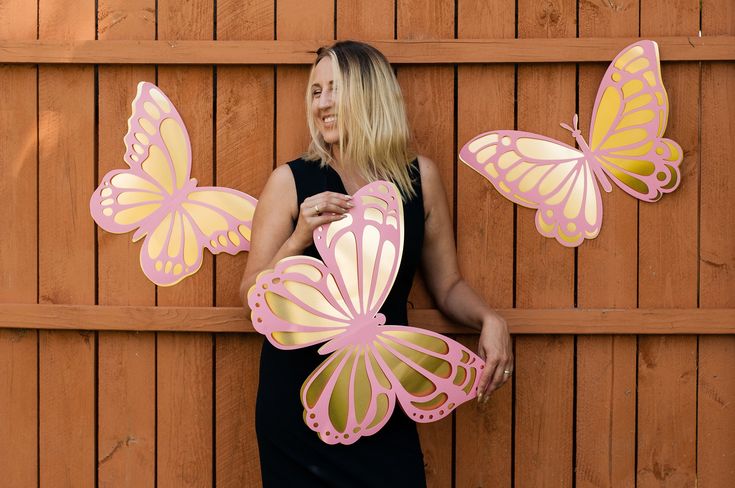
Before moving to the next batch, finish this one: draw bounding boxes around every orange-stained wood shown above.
[96,1,157,486]
[698,1,735,486]
[575,2,639,487]
[0,37,734,64]
[515,0,576,486]
[637,2,700,487]
[454,1,515,486]
[214,2,274,486]
[155,1,214,487]
[38,0,96,486]
[2,303,734,334]
[0,2,38,486]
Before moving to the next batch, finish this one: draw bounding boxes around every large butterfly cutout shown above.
[460,40,682,247]
[248,181,483,445]
[90,82,257,286]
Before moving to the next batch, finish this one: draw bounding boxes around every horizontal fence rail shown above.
[0,37,733,64]
[1,304,733,334]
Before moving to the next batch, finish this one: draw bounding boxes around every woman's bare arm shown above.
[239,165,353,313]
[417,155,513,400]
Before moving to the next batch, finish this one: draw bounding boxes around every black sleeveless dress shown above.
[255,158,427,487]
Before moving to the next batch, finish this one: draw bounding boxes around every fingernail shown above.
[477,393,483,403]
[344,195,352,200]
[482,395,490,404]
[346,202,354,207]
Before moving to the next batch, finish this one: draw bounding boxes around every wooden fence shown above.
[1,0,733,487]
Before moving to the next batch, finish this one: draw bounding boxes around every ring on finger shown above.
[314,204,321,215]
[503,369,513,375]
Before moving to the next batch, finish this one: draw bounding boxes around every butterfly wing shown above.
[460,131,603,246]
[249,180,404,350]
[300,325,483,445]
[91,82,258,286]
[373,326,483,422]
[313,180,404,324]
[300,343,396,445]
[588,40,682,201]
[249,256,354,350]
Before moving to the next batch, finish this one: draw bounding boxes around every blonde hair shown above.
[304,41,416,199]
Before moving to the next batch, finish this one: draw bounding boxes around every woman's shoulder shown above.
[415,155,440,184]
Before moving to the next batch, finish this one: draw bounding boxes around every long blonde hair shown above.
[304,41,416,199]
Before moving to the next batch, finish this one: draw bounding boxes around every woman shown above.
[240,40,512,487]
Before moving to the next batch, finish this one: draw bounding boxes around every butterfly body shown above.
[460,40,682,247]
[249,180,483,445]
[90,82,257,286]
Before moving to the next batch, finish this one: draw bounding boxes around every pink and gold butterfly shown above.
[460,40,682,247]
[90,82,257,286]
[248,181,483,445]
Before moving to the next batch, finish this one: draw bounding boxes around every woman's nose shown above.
[318,88,334,108]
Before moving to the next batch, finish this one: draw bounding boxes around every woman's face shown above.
[310,57,339,145]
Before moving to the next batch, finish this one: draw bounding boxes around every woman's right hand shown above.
[289,191,354,251]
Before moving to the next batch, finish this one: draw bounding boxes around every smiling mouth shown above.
[321,115,336,125]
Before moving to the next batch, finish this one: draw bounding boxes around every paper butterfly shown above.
[248,181,483,445]
[90,81,257,286]
[460,40,682,247]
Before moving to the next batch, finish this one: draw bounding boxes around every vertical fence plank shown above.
[397,0,454,311]
[96,1,157,487]
[38,0,96,486]
[0,1,38,487]
[395,2,454,484]
[455,1,515,486]
[275,0,333,165]
[637,1,699,487]
[156,1,214,486]
[214,1,274,486]
[698,1,735,486]
[515,1,576,486]
[336,0,393,39]
[576,2,638,488]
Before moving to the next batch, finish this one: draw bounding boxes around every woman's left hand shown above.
[476,313,513,403]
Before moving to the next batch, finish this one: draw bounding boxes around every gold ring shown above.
[314,204,321,215]
[503,370,513,375]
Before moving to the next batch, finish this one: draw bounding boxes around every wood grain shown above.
[0,2,38,485]
[2,304,734,334]
[0,37,733,64]
[575,2,639,487]
[515,0,576,486]
[637,1,700,487]
[38,0,96,486]
[214,1,274,486]
[156,1,214,486]
[96,1,157,486]
[698,1,735,486]
[454,1,515,486]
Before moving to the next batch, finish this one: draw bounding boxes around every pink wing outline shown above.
[588,40,682,201]
[459,40,683,247]
[460,131,603,247]
[90,81,257,286]
[300,326,483,445]
[249,180,485,444]
[249,180,404,352]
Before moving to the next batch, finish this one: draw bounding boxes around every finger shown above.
[310,213,348,226]
[486,364,508,397]
[314,202,352,215]
[476,359,497,402]
[309,191,352,203]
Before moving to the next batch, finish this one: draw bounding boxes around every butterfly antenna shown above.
[560,122,574,133]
